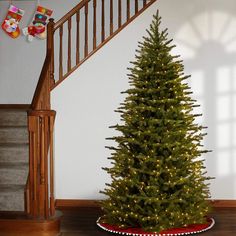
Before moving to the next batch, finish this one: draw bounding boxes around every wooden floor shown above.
[0,207,235,235]
[59,207,236,236]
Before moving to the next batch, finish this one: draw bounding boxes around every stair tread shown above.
[0,108,28,112]
[0,143,28,147]
[0,184,25,192]
[0,162,28,169]
[0,126,27,129]
[0,128,28,143]
[0,143,28,164]
[0,106,29,110]
[0,143,29,146]
[0,109,27,126]
[0,109,27,112]
[0,142,28,148]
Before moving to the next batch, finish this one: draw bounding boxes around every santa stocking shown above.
[22,5,53,42]
[1,4,24,39]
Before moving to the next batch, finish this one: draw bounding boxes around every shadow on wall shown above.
[173,9,236,199]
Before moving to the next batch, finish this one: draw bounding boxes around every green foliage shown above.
[100,11,211,233]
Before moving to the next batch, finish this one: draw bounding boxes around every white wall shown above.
[0,0,80,104]
[52,0,236,200]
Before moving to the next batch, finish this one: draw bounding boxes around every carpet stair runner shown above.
[0,108,28,212]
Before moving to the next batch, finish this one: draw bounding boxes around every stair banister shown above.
[27,18,56,219]
[51,0,157,89]
[27,0,157,220]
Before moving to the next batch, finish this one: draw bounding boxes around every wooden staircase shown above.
[0,107,29,212]
[0,0,157,234]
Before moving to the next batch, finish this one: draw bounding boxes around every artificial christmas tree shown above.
[97,11,214,235]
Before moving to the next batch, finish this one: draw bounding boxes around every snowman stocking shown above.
[1,4,24,39]
[22,5,53,42]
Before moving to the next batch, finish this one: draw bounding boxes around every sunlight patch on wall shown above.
[233,124,236,146]
[220,16,236,52]
[225,40,236,53]
[209,12,230,41]
[192,11,210,41]
[173,24,199,60]
[234,95,236,118]
[216,96,231,121]
[216,67,231,93]
[216,124,231,149]
[217,151,231,177]
[234,149,236,171]
[189,70,204,96]
[194,99,204,125]
[187,71,204,125]
[171,41,196,60]
[175,10,236,58]
[233,67,236,90]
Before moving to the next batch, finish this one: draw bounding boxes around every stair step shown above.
[0,210,26,219]
[0,143,28,163]
[0,127,28,144]
[0,109,29,213]
[0,163,28,185]
[0,110,27,127]
[0,184,25,211]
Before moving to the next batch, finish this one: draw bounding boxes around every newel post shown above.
[28,110,56,219]
[47,18,55,88]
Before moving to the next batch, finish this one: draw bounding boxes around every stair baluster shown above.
[76,11,81,63]
[93,0,97,50]
[101,0,105,42]
[118,0,122,28]
[110,0,113,35]
[68,17,72,73]
[135,0,138,14]
[127,0,130,20]
[59,25,63,80]
[85,3,89,57]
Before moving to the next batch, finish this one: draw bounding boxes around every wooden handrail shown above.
[54,0,90,31]
[31,18,55,110]
[31,51,52,110]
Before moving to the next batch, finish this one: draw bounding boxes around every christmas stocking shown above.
[1,5,24,39]
[22,6,53,42]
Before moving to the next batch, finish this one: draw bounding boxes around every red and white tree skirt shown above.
[97,217,215,236]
